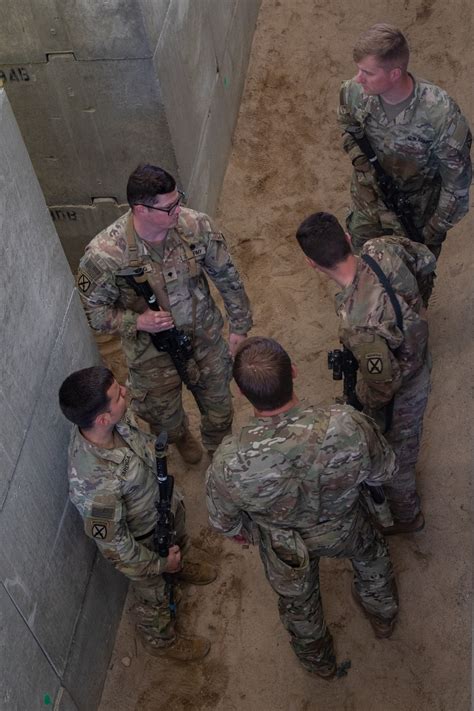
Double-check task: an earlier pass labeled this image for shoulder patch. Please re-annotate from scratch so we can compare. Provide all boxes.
[84,493,120,543]
[351,338,392,383]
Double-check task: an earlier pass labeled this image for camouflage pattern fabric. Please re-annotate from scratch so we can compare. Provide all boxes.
[68,410,187,643]
[338,76,472,253]
[206,402,398,673]
[335,237,434,521]
[77,208,252,447]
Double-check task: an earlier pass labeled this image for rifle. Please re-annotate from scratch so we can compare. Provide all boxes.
[346,126,424,244]
[154,432,177,619]
[328,345,393,528]
[327,346,363,411]
[116,266,203,393]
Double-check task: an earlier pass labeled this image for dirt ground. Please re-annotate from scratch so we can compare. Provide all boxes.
[99,1,472,709]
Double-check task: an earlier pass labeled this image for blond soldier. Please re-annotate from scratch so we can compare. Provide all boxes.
[338,24,471,301]
[77,165,252,463]
[59,366,216,661]
[296,212,436,534]
[207,338,398,679]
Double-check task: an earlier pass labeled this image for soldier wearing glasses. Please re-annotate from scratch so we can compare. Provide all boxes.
[77,164,252,463]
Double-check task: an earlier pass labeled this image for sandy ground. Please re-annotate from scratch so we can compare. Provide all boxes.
[99,1,472,709]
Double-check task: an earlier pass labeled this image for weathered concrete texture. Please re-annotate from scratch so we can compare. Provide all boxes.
[0,89,127,710]
[0,0,261,265]
[0,0,165,62]
[49,200,129,271]
[1,54,178,204]
[155,0,261,215]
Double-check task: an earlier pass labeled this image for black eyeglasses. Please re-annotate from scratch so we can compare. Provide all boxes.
[138,190,185,215]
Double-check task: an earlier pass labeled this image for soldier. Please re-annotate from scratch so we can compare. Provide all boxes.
[77,164,252,463]
[296,211,437,534]
[59,366,217,661]
[338,23,471,302]
[206,337,398,679]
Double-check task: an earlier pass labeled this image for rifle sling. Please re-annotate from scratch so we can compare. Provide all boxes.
[361,254,404,433]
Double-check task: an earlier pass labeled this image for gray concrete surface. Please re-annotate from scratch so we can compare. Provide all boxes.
[0,89,127,711]
[0,0,261,269]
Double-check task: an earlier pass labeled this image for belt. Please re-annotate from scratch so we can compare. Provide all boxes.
[135,528,155,541]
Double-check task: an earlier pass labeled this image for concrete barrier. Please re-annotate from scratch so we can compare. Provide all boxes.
[0,88,127,711]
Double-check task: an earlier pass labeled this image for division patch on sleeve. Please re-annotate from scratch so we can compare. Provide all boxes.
[352,338,392,383]
[84,494,119,542]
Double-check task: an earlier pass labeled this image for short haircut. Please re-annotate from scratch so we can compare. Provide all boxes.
[59,366,115,429]
[353,23,410,71]
[126,164,176,207]
[296,212,351,268]
[233,337,293,411]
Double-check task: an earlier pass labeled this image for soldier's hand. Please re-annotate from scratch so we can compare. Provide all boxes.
[163,544,182,573]
[229,332,247,357]
[137,308,174,333]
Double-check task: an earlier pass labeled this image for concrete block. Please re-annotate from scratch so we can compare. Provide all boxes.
[187,75,233,216]
[0,0,169,63]
[138,0,172,51]
[49,199,129,272]
[0,585,61,711]
[219,0,261,136]
[55,688,79,711]
[208,0,237,69]
[0,293,100,675]
[2,54,178,204]
[154,0,218,186]
[0,89,75,498]
[63,554,128,710]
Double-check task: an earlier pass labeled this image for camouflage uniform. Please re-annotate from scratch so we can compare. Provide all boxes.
[338,76,472,256]
[335,236,436,522]
[206,402,398,675]
[68,409,187,645]
[77,208,252,450]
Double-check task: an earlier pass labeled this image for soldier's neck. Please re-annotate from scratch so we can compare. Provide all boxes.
[254,394,300,418]
[132,214,169,245]
[380,72,414,105]
[330,255,358,288]
[80,425,116,450]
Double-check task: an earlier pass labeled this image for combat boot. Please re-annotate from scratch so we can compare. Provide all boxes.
[141,633,210,661]
[351,583,396,639]
[174,429,203,464]
[380,511,425,536]
[310,663,337,681]
[176,559,217,585]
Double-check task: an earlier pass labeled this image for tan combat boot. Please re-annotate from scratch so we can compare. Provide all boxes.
[351,583,397,639]
[174,429,203,464]
[141,633,211,661]
[176,559,217,585]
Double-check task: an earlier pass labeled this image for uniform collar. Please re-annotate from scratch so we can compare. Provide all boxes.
[360,74,420,126]
[334,257,363,313]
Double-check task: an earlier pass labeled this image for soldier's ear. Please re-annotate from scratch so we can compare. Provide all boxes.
[304,255,317,270]
[291,364,298,380]
[95,411,111,427]
[345,232,353,247]
[389,67,402,83]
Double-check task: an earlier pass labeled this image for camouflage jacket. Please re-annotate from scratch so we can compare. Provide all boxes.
[335,236,435,410]
[68,410,178,580]
[206,402,395,553]
[77,208,252,365]
[338,76,472,239]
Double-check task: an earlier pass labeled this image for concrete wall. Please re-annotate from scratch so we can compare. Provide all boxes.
[0,89,128,711]
[0,0,261,270]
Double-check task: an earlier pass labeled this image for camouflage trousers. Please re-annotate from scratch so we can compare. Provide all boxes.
[347,177,443,305]
[368,366,430,522]
[129,333,233,451]
[131,500,188,646]
[258,507,398,674]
